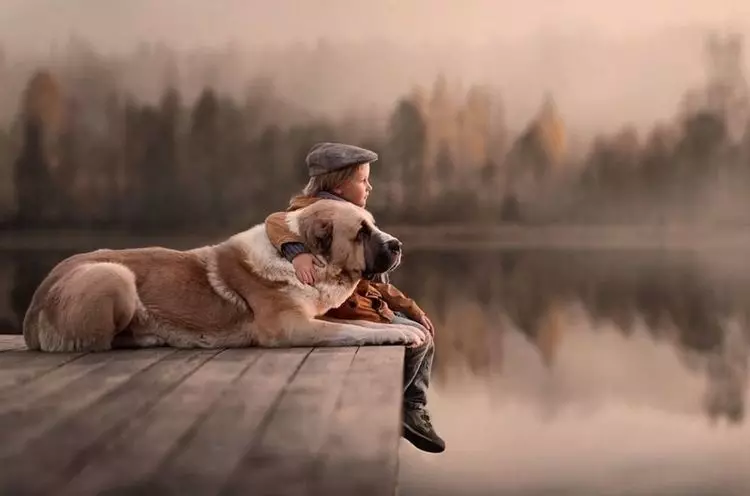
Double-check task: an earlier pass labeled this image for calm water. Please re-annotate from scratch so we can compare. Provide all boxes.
[2,246,750,495]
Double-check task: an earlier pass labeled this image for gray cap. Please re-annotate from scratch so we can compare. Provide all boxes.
[305,142,378,177]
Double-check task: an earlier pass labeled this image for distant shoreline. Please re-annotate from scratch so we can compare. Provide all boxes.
[4,225,750,251]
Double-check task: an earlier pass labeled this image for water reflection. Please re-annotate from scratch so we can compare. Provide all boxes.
[389,249,750,495]
[1,247,749,494]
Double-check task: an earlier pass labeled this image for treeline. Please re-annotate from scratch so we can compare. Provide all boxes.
[1,33,749,230]
[547,33,750,224]
[2,63,513,229]
[9,69,350,230]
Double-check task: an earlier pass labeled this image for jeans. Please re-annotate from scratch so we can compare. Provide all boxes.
[392,313,434,411]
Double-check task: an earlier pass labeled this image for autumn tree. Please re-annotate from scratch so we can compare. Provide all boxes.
[639,125,677,196]
[13,70,65,226]
[386,97,427,219]
[122,87,185,228]
[703,33,749,142]
[456,85,492,193]
[505,97,566,198]
[0,126,12,221]
[434,140,454,187]
[188,88,222,221]
[673,109,728,202]
[252,124,285,209]
[286,120,338,187]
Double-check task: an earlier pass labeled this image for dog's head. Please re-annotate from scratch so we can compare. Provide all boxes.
[296,200,402,279]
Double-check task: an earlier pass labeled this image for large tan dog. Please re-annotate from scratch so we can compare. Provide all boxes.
[23,200,426,352]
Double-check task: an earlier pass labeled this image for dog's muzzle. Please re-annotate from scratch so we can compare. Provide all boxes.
[365,232,403,276]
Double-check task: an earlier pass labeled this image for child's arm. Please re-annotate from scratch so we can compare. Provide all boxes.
[370,282,426,321]
[265,212,309,262]
[372,281,435,334]
[265,212,321,285]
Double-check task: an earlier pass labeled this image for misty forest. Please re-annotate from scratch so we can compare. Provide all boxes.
[1,32,749,231]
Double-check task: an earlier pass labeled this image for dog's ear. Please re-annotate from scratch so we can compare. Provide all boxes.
[308,218,333,257]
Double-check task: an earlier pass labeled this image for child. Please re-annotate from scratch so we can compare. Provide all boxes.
[264,142,445,454]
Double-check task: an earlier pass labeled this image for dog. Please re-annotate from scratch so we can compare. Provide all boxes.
[22,200,427,352]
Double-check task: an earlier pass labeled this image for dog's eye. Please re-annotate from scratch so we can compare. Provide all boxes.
[355,222,371,242]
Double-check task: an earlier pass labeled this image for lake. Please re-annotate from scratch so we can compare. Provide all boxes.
[1,246,749,495]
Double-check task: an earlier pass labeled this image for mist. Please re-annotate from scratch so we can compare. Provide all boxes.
[1,0,749,134]
[2,1,750,230]
[3,4,750,494]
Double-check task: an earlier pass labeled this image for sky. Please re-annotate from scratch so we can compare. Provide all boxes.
[1,1,749,137]
[0,0,748,53]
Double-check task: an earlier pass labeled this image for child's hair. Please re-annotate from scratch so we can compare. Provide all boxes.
[289,163,364,206]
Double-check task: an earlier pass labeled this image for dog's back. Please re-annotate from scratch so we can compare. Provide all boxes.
[21,238,302,352]
[22,200,409,352]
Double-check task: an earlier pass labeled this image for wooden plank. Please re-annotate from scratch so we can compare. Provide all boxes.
[0,349,86,390]
[0,349,221,495]
[309,346,405,496]
[60,349,263,495]
[0,350,138,414]
[221,347,358,496]
[0,335,26,351]
[0,344,405,496]
[0,348,174,458]
[130,348,311,495]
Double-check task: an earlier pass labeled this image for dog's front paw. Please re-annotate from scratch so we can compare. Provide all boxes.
[397,325,426,347]
[410,327,429,347]
[373,327,416,347]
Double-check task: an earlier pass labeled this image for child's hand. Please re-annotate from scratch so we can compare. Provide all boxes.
[417,314,435,336]
[292,253,323,286]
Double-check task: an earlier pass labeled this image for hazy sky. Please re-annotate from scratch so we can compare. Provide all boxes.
[1,0,748,52]
[1,0,749,137]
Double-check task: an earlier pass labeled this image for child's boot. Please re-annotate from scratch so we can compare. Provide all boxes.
[403,407,445,453]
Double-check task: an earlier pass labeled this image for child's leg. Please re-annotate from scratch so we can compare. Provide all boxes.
[391,313,445,453]
[392,315,434,410]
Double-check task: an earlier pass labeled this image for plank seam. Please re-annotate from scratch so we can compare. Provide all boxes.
[152,349,266,474]
[239,347,315,445]
[307,345,361,480]
[0,351,92,391]
[63,349,221,483]
[217,347,315,492]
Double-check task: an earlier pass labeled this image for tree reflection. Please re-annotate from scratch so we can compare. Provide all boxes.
[391,248,750,424]
[1,247,748,424]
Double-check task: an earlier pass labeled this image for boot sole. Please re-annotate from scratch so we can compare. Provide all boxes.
[402,423,445,453]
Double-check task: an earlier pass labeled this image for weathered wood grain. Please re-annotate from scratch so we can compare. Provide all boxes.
[0,335,26,351]
[221,347,358,496]
[0,349,221,494]
[0,348,174,458]
[0,336,404,496]
[0,349,85,390]
[0,351,126,414]
[60,349,263,495]
[310,346,405,496]
[143,348,312,495]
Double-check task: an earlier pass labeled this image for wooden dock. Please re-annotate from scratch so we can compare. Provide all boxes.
[0,335,404,496]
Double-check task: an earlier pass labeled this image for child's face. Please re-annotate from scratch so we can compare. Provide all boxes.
[334,163,372,207]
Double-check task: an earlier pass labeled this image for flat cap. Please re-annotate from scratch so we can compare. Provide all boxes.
[305,142,378,177]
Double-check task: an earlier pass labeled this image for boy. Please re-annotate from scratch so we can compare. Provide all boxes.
[264,142,445,453]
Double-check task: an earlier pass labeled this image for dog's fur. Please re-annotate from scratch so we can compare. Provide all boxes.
[23,200,426,352]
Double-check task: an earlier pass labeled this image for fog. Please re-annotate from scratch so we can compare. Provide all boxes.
[1,0,749,134]
[2,0,748,49]
[2,4,750,493]
[2,1,750,228]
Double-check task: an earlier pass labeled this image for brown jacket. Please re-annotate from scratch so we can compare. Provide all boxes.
[264,195,425,323]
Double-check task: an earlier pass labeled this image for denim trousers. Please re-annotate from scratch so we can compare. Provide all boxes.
[392,313,434,411]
